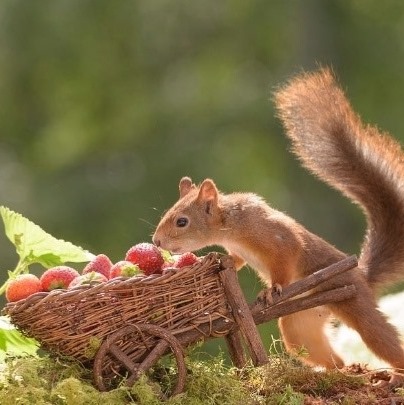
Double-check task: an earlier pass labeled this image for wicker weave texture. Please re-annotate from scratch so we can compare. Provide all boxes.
[4,253,232,362]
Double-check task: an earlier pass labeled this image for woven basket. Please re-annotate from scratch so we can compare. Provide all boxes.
[3,252,233,364]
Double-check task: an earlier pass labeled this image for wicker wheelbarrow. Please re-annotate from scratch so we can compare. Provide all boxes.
[3,252,357,398]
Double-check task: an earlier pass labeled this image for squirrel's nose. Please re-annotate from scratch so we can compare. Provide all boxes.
[153,237,161,247]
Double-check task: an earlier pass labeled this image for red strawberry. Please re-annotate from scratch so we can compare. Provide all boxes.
[125,243,164,275]
[82,254,113,279]
[173,252,199,269]
[40,266,80,291]
[6,274,43,302]
[110,260,142,278]
[68,271,108,288]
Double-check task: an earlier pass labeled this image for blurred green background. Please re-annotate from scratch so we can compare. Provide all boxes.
[1,0,404,357]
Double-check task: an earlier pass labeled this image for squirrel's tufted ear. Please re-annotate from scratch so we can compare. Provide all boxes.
[179,176,195,198]
[197,179,218,214]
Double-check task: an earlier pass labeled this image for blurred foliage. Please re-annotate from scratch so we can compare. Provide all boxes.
[1,0,404,357]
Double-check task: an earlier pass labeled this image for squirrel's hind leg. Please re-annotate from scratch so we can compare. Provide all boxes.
[328,284,404,384]
[278,306,344,369]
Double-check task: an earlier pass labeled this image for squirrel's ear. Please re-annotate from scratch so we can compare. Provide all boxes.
[197,179,218,214]
[179,176,195,198]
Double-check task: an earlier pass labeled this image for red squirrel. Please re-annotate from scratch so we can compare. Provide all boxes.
[152,69,404,385]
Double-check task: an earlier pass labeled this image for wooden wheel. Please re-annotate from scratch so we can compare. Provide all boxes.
[93,324,186,398]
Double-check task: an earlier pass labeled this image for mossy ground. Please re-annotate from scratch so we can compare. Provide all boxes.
[0,345,403,405]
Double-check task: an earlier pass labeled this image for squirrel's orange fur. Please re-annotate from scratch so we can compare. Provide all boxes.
[153,69,404,385]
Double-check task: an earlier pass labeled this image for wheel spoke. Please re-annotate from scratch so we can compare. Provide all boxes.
[93,324,187,397]
[126,339,169,386]
[109,343,137,372]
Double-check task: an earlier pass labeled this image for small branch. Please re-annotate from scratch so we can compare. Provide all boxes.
[251,284,357,325]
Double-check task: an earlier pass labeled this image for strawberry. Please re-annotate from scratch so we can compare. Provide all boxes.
[40,266,80,291]
[82,254,113,279]
[68,271,108,288]
[173,252,199,269]
[125,242,164,275]
[6,274,43,302]
[110,260,142,278]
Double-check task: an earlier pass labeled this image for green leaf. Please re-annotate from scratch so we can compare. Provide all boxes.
[0,206,94,268]
[0,316,38,359]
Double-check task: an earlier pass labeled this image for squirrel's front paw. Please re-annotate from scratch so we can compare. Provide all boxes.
[257,283,283,306]
[272,283,283,296]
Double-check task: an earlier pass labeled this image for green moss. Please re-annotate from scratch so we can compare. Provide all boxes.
[242,339,366,404]
[171,356,250,405]
[0,353,252,405]
[129,353,251,405]
[270,385,304,405]
[0,356,132,405]
[130,375,163,405]
[84,337,102,359]
[50,377,129,405]
[0,344,400,405]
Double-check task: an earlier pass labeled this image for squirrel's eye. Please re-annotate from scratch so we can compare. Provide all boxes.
[176,217,188,228]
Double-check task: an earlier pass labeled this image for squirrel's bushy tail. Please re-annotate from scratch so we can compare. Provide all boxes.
[274,68,404,293]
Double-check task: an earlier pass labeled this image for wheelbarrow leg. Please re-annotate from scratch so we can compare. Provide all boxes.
[225,330,248,368]
[219,257,268,367]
